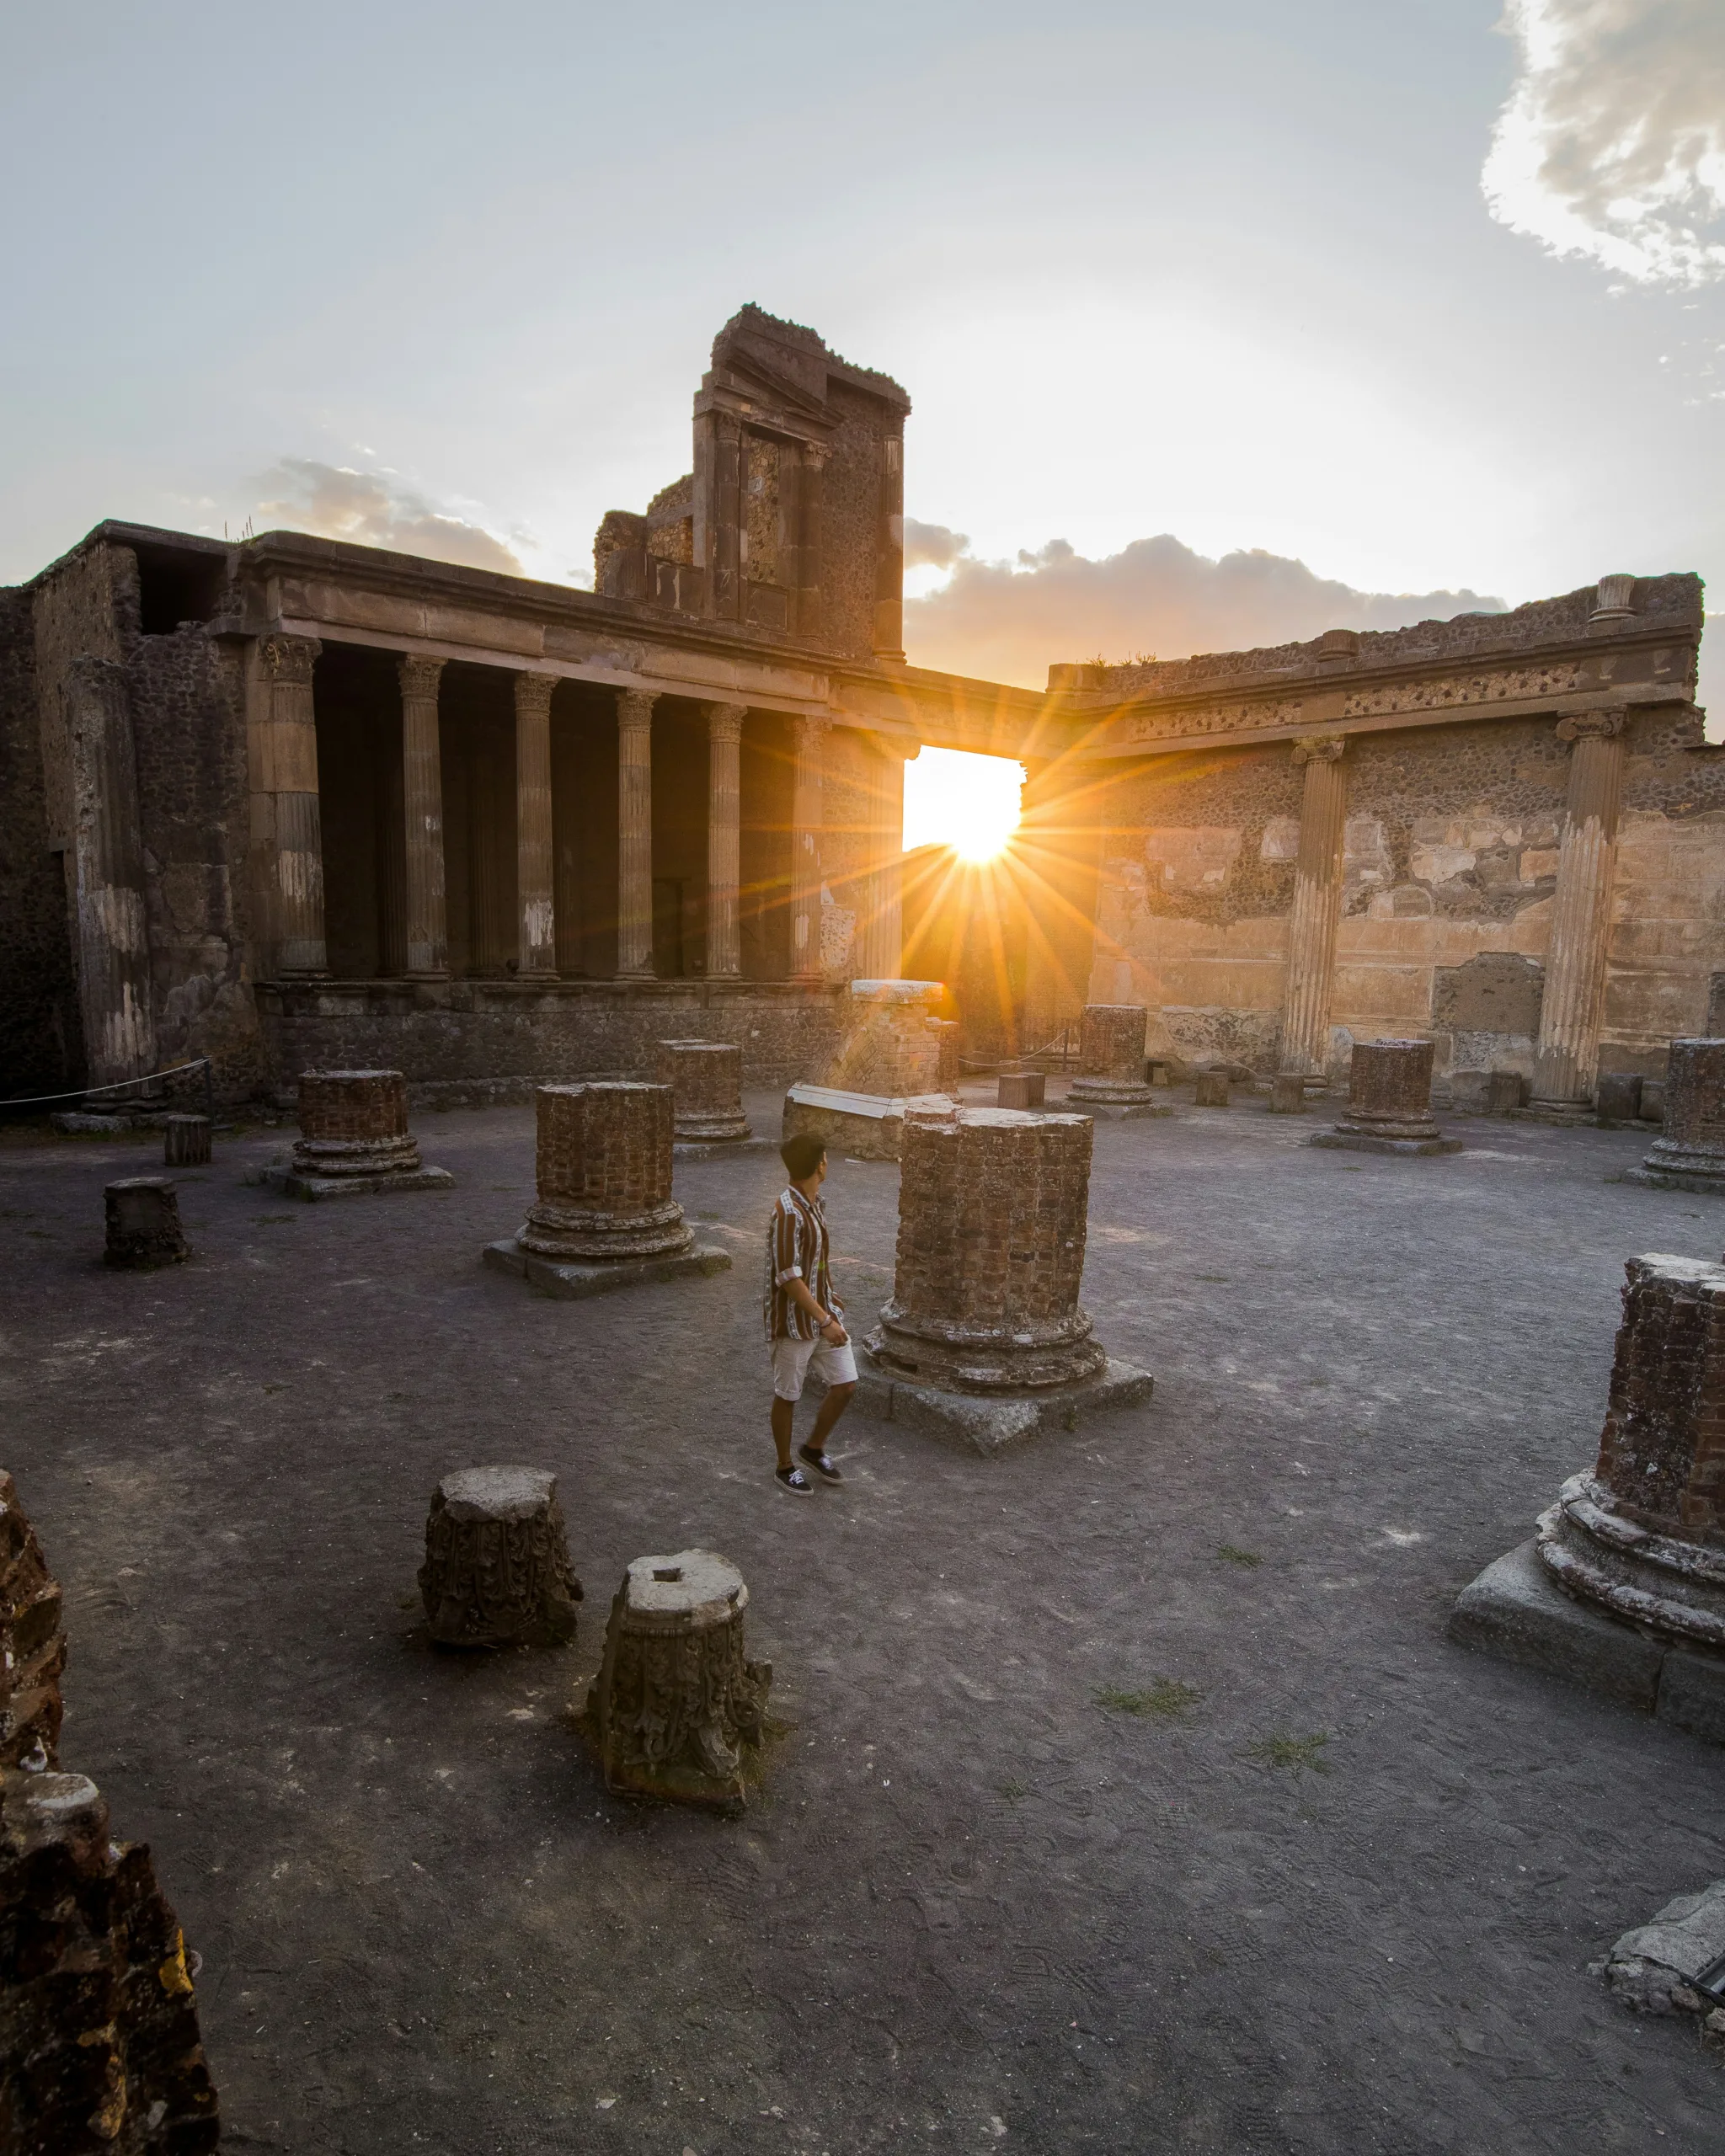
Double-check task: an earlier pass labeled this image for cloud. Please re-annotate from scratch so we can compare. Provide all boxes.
[903,532,1505,688]
[1482,0,1725,286]
[251,458,526,575]
[903,517,971,571]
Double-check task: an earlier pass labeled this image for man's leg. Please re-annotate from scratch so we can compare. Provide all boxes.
[804,1380,855,1455]
[771,1394,798,1471]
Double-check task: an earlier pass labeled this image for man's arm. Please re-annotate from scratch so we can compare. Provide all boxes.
[786,1273,846,1344]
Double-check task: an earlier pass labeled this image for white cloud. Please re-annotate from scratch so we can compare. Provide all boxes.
[904,531,1504,689]
[251,458,526,575]
[1482,0,1725,286]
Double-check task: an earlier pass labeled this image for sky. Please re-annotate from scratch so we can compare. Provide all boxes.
[3,1,1721,726]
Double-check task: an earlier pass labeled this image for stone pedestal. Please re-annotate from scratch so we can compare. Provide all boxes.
[935,1019,961,1093]
[782,979,954,1161]
[654,1039,751,1143]
[1,1472,66,1771]
[1,1767,221,2153]
[419,1468,582,1649]
[1194,1070,1230,1107]
[1595,1072,1644,1124]
[484,1082,729,1298]
[585,1549,772,1812]
[1450,1255,1725,1740]
[1268,1073,1305,1115]
[859,1107,1152,1453]
[163,1114,211,1167]
[104,1178,190,1268]
[1627,1040,1725,1193]
[1485,1070,1525,1113]
[998,1071,1046,1110]
[1069,1005,1157,1112]
[268,1069,452,1199]
[1311,1039,1461,1156]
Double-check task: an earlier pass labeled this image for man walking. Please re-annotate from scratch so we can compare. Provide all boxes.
[766,1133,856,1495]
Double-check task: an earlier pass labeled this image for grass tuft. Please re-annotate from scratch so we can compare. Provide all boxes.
[1245,1731,1332,1776]
[1093,1678,1202,1720]
[1217,1544,1263,1568]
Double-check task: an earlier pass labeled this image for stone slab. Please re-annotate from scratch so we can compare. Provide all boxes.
[844,1349,1154,1458]
[1623,1167,1725,1195]
[672,1135,779,1159]
[1071,1102,1174,1122]
[263,1165,455,1200]
[1656,1647,1725,1744]
[483,1238,731,1299]
[782,1083,955,1163]
[1447,1540,1664,1713]
[1309,1132,1463,1157]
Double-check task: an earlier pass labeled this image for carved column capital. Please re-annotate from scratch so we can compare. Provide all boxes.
[398,654,446,702]
[792,712,832,754]
[702,700,747,745]
[801,438,833,468]
[1555,708,1626,744]
[259,632,321,686]
[515,670,558,721]
[617,687,657,734]
[1292,733,1346,765]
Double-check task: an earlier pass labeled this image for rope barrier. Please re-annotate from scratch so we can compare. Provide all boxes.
[1,1059,213,1112]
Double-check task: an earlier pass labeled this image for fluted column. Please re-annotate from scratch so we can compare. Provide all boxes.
[67,654,158,1089]
[617,689,656,978]
[857,734,912,980]
[789,714,829,980]
[251,632,327,976]
[1533,710,1628,1105]
[515,672,558,976]
[398,655,447,977]
[1279,735,1348,1078]
[704,702,745,979]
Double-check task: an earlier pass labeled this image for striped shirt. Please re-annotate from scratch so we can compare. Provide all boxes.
[765,1185,841,1342]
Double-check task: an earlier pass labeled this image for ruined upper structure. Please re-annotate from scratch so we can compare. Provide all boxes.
[593,307,911,659]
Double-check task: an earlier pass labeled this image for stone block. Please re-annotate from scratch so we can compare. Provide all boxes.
[1310,1130,1464,1156]
[1485,1070,1526,1113]
[1600,1880,1725,2016]
[1194,1070,1230,1107]
[1641,1080,1666,1125]
[997,1071,1046,1110]
[585,1549,771,1812]
[819,979,945,1100]
[1447,1540,1664,1713]
[850,1348,1154,1456]
[483,1237,731,1299]
[419,1467,582,1649]
[104,1177,190,1268]
[262,1162,455,1201]
[1268,1073,1306,1114]
[654,1039,750,1142]
[163,1114,211,1167]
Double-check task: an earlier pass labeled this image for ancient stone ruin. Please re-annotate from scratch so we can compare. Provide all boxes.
[419,1467,582,1649]
[654,1039,751,1144]
[1268,1073,1305,1115]
[1311,1039,1461,1157]
[0,1473,218,2151]
[585,1549,772,1813]
[265,1068,452,1200]
[103,1178,190,1269]
[1627,1038,1725,1193]
[858,1106,1152,1451]
[483,1081,729,1299]
[1067,1005,1160,1116]
[1451,1253,1725,1741]
[1194,1070,1231,1108]
[997,1071,1045,1110]
[161,1116,210,1168]
[783,979,954,1161]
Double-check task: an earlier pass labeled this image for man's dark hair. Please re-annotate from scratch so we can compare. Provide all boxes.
[780,1133,827,1181]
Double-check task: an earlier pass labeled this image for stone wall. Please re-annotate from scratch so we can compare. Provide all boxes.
[0,585,80,1097]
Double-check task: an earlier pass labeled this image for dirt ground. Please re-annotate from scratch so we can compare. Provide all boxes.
[3,1085,1725,2154]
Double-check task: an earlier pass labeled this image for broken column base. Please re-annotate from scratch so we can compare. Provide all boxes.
[483,1237,731,1300]
[261,1163,455,1199]
[843,1345,1153,1457]
[1309,1129,1463,1157]
[782,1083,955,1162]
[1448,1539,1725,1741]
[1070,1099,1174,1122]
[1623,1164,1725,1196]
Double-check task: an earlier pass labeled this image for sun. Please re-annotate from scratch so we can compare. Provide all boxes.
[901,746,1025,862]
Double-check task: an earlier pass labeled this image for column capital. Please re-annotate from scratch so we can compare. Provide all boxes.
[259,632,321,686]
[515,670,558,721]
[800,437,833,467]
[398,653,446,702]
[792,712,832,752]
[1292,733,1346,766]
[1555,707,1626,743]
[702,700,747,744]
[617,687,657,732]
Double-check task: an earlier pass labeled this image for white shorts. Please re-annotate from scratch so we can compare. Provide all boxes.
[771,1334,859,1402]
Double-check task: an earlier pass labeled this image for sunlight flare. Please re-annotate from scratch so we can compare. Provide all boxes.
[902,746,1025,862]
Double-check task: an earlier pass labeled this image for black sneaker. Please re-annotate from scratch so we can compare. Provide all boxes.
[798,1445,844,1485]
[776,1465,814,1497]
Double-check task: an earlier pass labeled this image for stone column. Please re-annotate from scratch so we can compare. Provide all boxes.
[789,714,828,980]
[1070,1005,1153,1107]
[1532,711,1628,1106]
[654,1039,750,1142]
[1627,1038,1725,1191]
[616,690,656,978]
[1312,1038,1461,1155]
[873,433,905,660]
[1279,735,1347,1079]
[703,702,745,979]
[65,654,157,1091]
[398,655,448,978]
[515,672,558,976]
[856,735,911,982]
[796,440,828,639]
[419,1468,581,1648]
[519,1081,692,1259]
[291,1068,427,1185]
[250,632,327,977]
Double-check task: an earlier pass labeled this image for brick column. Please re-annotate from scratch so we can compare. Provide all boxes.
[250,632,327,977]
[515,672,557,976]
[521,1081,692,1258]
[789,714,828,980]
[65,655,157,1090]
[703,702,745,979]
[1279,735,1348,1078]
[1532,710,1627,1106]
[398,655,447,978]
[617,690,656,979]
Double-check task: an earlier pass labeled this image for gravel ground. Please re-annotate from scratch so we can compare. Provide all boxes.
[3,1086,1723,2155]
